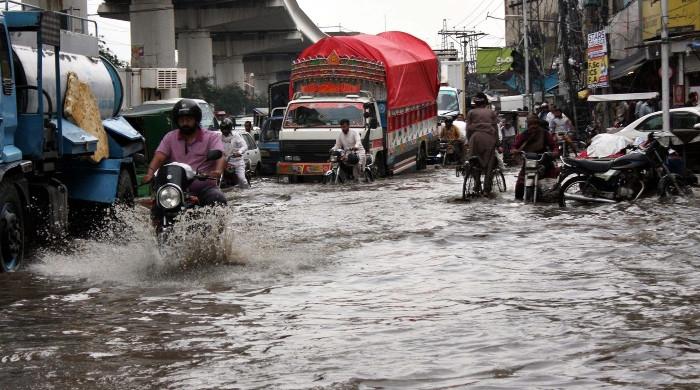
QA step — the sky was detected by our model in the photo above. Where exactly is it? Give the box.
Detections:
[88,0,506,65]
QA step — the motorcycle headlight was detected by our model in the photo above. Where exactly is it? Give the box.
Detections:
[157,185,182,210]
[525,160,538,168]
[330,154,337,162]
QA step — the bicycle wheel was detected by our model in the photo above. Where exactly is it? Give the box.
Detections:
[493,169,507,192]
[462,167,475,200]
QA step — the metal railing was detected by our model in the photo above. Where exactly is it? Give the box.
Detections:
[2,0,98,37]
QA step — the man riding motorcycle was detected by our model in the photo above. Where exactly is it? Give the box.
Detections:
[440,117,465,164]
[332,118,365,182]
[511,114,559,200]
[220,118,249,189]
[142,99,227,207]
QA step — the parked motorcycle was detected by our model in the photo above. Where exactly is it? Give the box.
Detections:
[521,151,558,203]
[324,148,374,184]
[151,150,223,241]
[558,133,693,207]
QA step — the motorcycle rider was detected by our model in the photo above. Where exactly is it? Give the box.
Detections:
[333,118,365,182]
[440,117,464,163]
[511,114,559,200]
[142,98,227,205]
[466,92,499,195]
[221,118,249,189]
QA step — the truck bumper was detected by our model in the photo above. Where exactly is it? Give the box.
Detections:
[277,162,331,176]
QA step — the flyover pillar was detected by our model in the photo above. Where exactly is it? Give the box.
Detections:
[177,31,214,81]
[214,55,246,89]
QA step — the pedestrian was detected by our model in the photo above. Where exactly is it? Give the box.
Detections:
[244,121,253,134]
[685,92,698,107]
[466,92,499,196]
[635,100,644,119]
[538,102,549,121]
[499,115,517,164]
[639,98,655,117]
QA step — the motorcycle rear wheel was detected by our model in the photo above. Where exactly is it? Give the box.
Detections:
[559,177,597,207]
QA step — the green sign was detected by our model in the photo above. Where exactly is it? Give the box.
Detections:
[476,48,513,74]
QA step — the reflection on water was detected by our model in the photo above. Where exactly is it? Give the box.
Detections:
[1,170,699,389]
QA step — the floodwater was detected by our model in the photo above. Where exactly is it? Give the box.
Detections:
[1,168,699,389]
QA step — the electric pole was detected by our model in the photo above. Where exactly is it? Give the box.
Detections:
[661,0,670,131]
[559,0,578,127]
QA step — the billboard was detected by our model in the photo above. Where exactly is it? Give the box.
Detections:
[476,48,513,74]
[642,0,700,40]
[587,31,609,89]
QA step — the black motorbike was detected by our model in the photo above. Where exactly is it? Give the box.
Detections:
[151,150,223,240]
[438,140,462,166]
[521,151,558,203]
[558,133,693,207]
[324,148,374,184]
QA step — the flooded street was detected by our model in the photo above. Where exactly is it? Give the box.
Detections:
[1,168,699,389]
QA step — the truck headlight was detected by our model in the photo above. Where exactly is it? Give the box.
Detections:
[157,185,182,209]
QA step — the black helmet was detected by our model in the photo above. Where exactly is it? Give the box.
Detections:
[346,152,360,165]
[220,118,234,131]
[444,117,454,126]
[172,98,202,124]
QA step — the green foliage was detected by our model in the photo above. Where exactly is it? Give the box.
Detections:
[98,39,127,68]
[182,77,268,115]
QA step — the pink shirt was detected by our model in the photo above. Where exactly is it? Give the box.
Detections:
[155,127,224,191]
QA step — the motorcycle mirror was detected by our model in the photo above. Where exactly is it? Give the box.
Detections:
[363,111,371,118]
[206,150,223,161]
[254,133,260,141]
[694,123,700,130]
[132,153,147,165]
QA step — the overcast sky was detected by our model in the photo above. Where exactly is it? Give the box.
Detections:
[89,0,506,64]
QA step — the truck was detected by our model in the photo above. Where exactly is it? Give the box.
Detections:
[277,32,440,179]
[0,4,144,272]
[438,60,466,119]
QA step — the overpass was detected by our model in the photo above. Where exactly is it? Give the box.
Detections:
[97,0,326,95]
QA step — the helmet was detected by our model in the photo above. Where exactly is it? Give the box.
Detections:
[345,152,360,165]
[444,117,454,126]
[220,118,234,131]
[172,98,202,124]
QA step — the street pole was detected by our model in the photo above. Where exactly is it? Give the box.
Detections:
[523,0,532,111]
[661,0,670,131]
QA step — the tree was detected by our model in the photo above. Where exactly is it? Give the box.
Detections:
[182,77,268,115]
[98,38,127,68]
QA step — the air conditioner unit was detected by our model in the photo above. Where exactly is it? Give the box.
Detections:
[140,68,187,89]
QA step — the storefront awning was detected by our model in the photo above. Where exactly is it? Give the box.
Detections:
[609,51,647,80]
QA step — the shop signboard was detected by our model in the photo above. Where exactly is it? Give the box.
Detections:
[642,0,700,40]
[587,30,609,89]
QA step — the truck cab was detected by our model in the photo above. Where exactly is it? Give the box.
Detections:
[437,86,461,122]
[277,93,383,178]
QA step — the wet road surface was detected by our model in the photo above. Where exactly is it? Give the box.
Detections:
[1,167,699,389]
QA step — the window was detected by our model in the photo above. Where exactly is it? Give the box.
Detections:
[636,114,663,131]
[0,24,12,95]
[671,112,700,129]
[437,90,459,112]
[284,102,364,128]
[241,133,256,150]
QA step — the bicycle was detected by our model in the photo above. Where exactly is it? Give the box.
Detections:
[458,156,506,200]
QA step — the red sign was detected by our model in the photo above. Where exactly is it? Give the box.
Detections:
[300,82,361,94]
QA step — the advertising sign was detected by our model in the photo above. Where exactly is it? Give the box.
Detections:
[476,48,514,74]
[587,31,609,89]
[642,0,700,40]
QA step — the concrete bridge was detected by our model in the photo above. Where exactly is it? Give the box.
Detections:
[96,0,325,94]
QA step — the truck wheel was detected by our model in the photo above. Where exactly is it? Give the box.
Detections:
[375,152,387,178]
[116,169,135,206]
[416,144,427,171]
[0,182,24,272]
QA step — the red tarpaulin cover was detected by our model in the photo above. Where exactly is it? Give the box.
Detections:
[295,32,439,109]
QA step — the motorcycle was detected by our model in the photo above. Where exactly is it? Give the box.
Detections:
[222,154,252,188]
[555,130,586,158]
[151,150,223,241]
[438,140,462,166]
[521,151,559,203]
[558,133,693,207]
[324,148,374,184]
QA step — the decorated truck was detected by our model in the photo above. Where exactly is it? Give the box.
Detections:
[277,32,439,179]
[0,4,144,272]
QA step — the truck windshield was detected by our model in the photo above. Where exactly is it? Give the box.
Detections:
[284,102,364,128]
[438,90,459,112]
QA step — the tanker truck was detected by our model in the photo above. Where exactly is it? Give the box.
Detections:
[0,6,144,272]
[277,32,440,179]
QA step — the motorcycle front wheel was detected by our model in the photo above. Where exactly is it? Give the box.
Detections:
[658,174,693,198]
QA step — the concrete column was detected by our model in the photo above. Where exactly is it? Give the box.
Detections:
[177,31,214,80]
[130,0,176,68]
[214,56,245,88]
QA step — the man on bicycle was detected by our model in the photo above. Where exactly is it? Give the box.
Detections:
[466,92,498,196]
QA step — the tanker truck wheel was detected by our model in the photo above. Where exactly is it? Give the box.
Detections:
[0,182,24,272]
[116,169,135,206]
